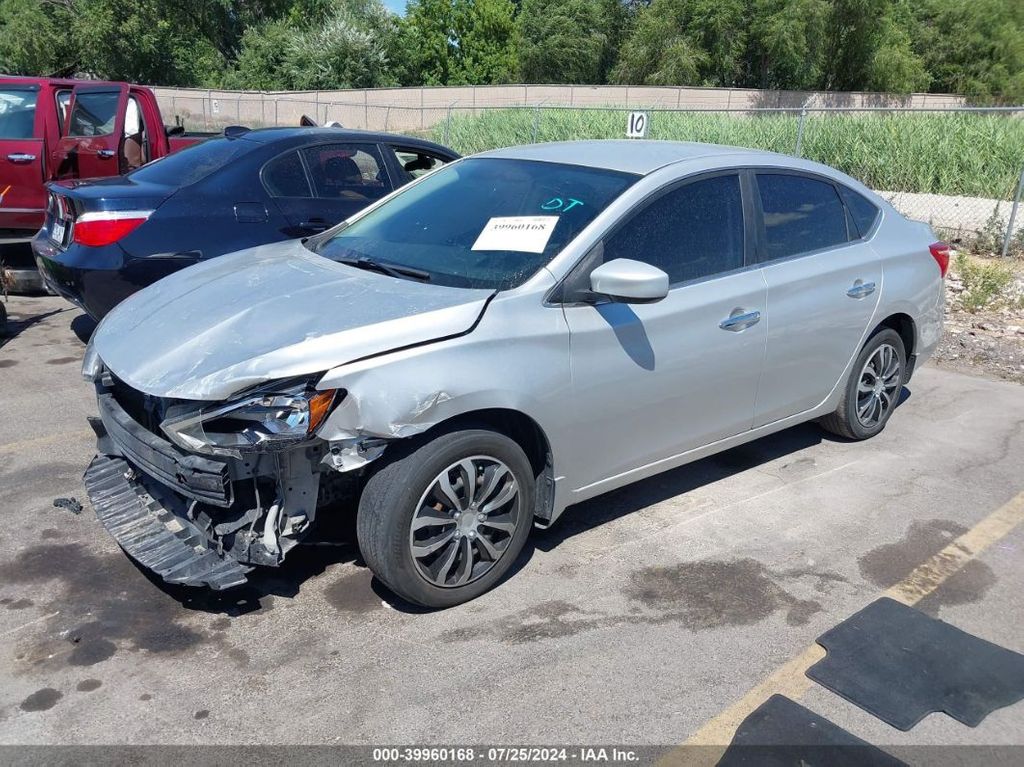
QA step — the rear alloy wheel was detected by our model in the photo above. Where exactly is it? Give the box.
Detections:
[357,428,534,608]
[820,328,906,440]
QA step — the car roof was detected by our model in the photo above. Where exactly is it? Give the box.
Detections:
[476,140,788,176]
[239,127,457,156]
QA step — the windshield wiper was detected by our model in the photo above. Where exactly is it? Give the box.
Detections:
[335,255,431,282]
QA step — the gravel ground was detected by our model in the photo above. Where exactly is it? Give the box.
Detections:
[933,260,1024,385]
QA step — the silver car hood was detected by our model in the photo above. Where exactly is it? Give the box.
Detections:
[93,240,494,400]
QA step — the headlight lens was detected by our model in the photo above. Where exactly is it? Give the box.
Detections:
[160,380,338,457]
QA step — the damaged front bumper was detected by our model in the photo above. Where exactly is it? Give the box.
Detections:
[84,385,331,590]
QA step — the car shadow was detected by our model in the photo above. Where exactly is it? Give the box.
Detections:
[70,312,98,344]
[147,388,913,615]
[0,306,70,349]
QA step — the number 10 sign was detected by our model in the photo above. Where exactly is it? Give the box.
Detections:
[626,111,649,138]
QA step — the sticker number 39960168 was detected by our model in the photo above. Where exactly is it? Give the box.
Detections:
[471,216,559,254]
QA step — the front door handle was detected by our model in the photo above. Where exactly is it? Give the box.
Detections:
[300,219,330,232]
[6,153,36,163]
[847,281,876,299]
[97,149,115,159]
[719,309,761,332]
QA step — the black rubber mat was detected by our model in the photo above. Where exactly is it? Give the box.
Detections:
[717,694,906,766]
[806,597,1024,731]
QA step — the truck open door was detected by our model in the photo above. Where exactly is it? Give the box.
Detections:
[0,84,47,239]
[55,84,129,181]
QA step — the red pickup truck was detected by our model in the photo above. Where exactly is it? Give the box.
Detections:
[0,77,212,290]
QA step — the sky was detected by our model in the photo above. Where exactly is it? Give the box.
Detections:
[382,0,407,14]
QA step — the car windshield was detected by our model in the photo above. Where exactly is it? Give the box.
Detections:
[313,157,638,290]
[127,137,255,187]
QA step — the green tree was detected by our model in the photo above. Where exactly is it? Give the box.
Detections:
[0,0,72,75]
[224,0,401,89]
[397,0,516,86]
[745,0,829,90]
[908,0,1024,103]
[612,0,747,86]
[516,0,611,84]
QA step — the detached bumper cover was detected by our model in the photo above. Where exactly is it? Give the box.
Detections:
[84,454,250,590]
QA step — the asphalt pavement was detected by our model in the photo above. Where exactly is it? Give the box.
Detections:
[1,295,1023,762]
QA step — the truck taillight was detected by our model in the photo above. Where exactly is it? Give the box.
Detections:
[73,211,152,248]
[929,242,951,278]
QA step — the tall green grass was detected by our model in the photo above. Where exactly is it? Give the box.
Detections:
[434,109,1024,199]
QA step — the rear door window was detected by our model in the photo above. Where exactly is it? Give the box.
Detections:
[838,185,881,239]
[301,143,390,202]
[757,173,849,260]
[68,90,120,136]
[0,87,38,139]
[262,150,313,197]
[603,173,746,285]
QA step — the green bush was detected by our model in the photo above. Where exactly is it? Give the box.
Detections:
[954,252,1016,312]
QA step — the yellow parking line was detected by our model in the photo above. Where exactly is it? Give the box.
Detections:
[666,490,1024,762]
[0,428,93,455]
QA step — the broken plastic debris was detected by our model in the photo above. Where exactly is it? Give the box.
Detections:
[53,497,83,514]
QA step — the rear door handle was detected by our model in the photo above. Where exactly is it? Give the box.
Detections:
[97,149,115,159]
[847,281,876,299]
[719,309,761,332]
[6,153,36,163]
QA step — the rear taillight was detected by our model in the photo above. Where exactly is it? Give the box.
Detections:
[73,211,152,248]
[929,242,951,278]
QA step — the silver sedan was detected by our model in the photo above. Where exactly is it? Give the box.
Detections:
[82,140,946,607]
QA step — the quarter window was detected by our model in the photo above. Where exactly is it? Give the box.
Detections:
[389,146,449,181]
[301,144,390,202]
[603,174,745,284]
[757,174,848,260]
[838,185,880,238]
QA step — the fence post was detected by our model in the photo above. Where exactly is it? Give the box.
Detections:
[794,98,810,157]
[1001,164,1024,257]
[443,101,457,145]
[531,100,548,143]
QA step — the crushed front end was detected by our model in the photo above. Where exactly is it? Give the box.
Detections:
[83,363,340,590]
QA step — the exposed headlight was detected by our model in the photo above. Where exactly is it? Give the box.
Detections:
[81,335,102,382]
[160,380,338,457]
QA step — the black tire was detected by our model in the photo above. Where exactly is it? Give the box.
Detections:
[356,427,535,608]
[820,328,906,440]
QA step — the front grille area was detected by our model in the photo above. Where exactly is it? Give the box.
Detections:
[95,390,233,507]
[108,375,176,436]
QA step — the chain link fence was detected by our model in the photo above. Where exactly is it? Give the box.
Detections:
[161,92,1024,256]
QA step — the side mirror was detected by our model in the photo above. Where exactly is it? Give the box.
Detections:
[589,258,669,304]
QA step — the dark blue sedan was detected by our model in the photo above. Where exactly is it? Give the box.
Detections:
[33,127,458,319]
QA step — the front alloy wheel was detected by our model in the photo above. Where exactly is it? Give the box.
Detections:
[410,457,521,588]
[357,428,535,608]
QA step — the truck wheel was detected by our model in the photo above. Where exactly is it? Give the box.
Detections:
[357,428,534,608]
[820,328,906,440]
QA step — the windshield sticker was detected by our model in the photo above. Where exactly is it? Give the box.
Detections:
[541,197,584,212]
[471,216,559,254]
